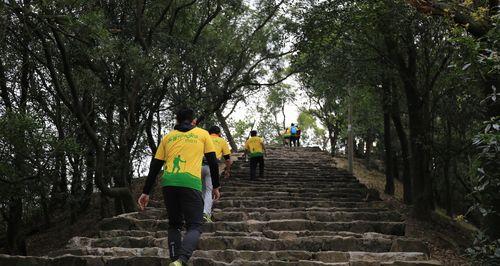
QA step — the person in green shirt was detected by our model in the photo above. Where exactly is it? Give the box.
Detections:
[138,108,221,266]
[283,127,291,146]
[244,130,265,180]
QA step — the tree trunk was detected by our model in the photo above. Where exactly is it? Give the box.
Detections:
[355,139,365,158]
[406,88,434,218]
[45,30,137,213]
[327,125,338,156]
[391,98,412,204]
[443,158,452,215]
[392,153,400,181]
[216,110,238,151]
[6,197,26,255]
[382,83,394,195]
[365,131,374,170]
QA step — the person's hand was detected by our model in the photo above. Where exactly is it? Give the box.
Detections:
[137,193,149,211]
[224,170,231,179]
[212,187,221,201]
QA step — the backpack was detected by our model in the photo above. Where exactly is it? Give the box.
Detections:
[290,126,297,135]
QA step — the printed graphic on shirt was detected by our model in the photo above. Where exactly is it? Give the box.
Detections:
[245,136,264,158]
[171,155,186,173]
[155,127,215,191]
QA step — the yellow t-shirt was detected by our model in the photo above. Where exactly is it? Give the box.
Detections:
[210,134,231,160]
[245,136,264,158]
[284,128,291,137]
[155,127,215,191]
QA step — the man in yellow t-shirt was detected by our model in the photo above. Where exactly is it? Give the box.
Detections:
[245,130,265,180]
[201,125,232,222]
[283,128,291,146]
[137,108,221,266]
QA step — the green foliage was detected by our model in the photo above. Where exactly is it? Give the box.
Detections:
[466,232,500,265]
[297,111,328,148]
[465,115,500,264]
[229,119,253,150]
[0,112,80,210]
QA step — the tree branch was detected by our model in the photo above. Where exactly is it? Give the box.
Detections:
[192,0,222,45]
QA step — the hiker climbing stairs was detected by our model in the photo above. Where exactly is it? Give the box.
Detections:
[0,146,441,265]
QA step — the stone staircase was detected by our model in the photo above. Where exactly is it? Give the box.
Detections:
[0,146,442,265]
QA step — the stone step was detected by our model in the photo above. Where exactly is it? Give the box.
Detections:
[221,182,364,189]
[120,210,400,223]
[205,220,405,236]
[11,252,438,266]
[0,254,170,266]
[231,171,343,176]
[99,217,405,235]
[221,191,365,198]
[105,207,393,222]
[67,235,427,253]
[98,230,400,240]
[213,207,391,213]
[192,250,431,263]
[212,211,402,222]
[48,249,430,263]
[219,196,365,202]
[217,187,366,194]
[226,178,359,184]
[213,200,381,209]
[191,257,442,266]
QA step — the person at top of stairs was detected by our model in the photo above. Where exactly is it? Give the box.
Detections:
[201,125,232,223]
[137,108,221,266]
[282,127,291,146]
[296,126,302,147]
[289,123,299,147]
[245,130,266,180]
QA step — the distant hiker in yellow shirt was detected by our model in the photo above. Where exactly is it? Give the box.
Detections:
[201,125,232,222]
[245,130,265,180]
[282,127,291,146]
[138,108,221,266]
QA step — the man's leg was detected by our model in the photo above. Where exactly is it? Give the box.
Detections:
[163,187,182,261]
[178,187,204,264]
[258,156,264,179]
[249,157,257,180]
[201,165,213,219]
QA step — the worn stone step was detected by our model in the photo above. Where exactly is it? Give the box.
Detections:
[227,178,359,183]
[191,257,441,266]
[218,187,366,194]
[192,250,430,263]
[214,200,381,209]
[98,230,400,240]
[212,211,402,222]
[99,217,405,235]
[0,254,170,266]
[213,207,390,213]
[48,247,169,257]
[231,168,354,175]
[221,182,364,190]
[196,236,425,253]
[67,235,426,253]
[219,196,365,202]
[226,178,359,186]
[206,220,405,236]
[120,210,399,223]
[112,207,394,221]
[231,171,344,176]
[221,191,365,198]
